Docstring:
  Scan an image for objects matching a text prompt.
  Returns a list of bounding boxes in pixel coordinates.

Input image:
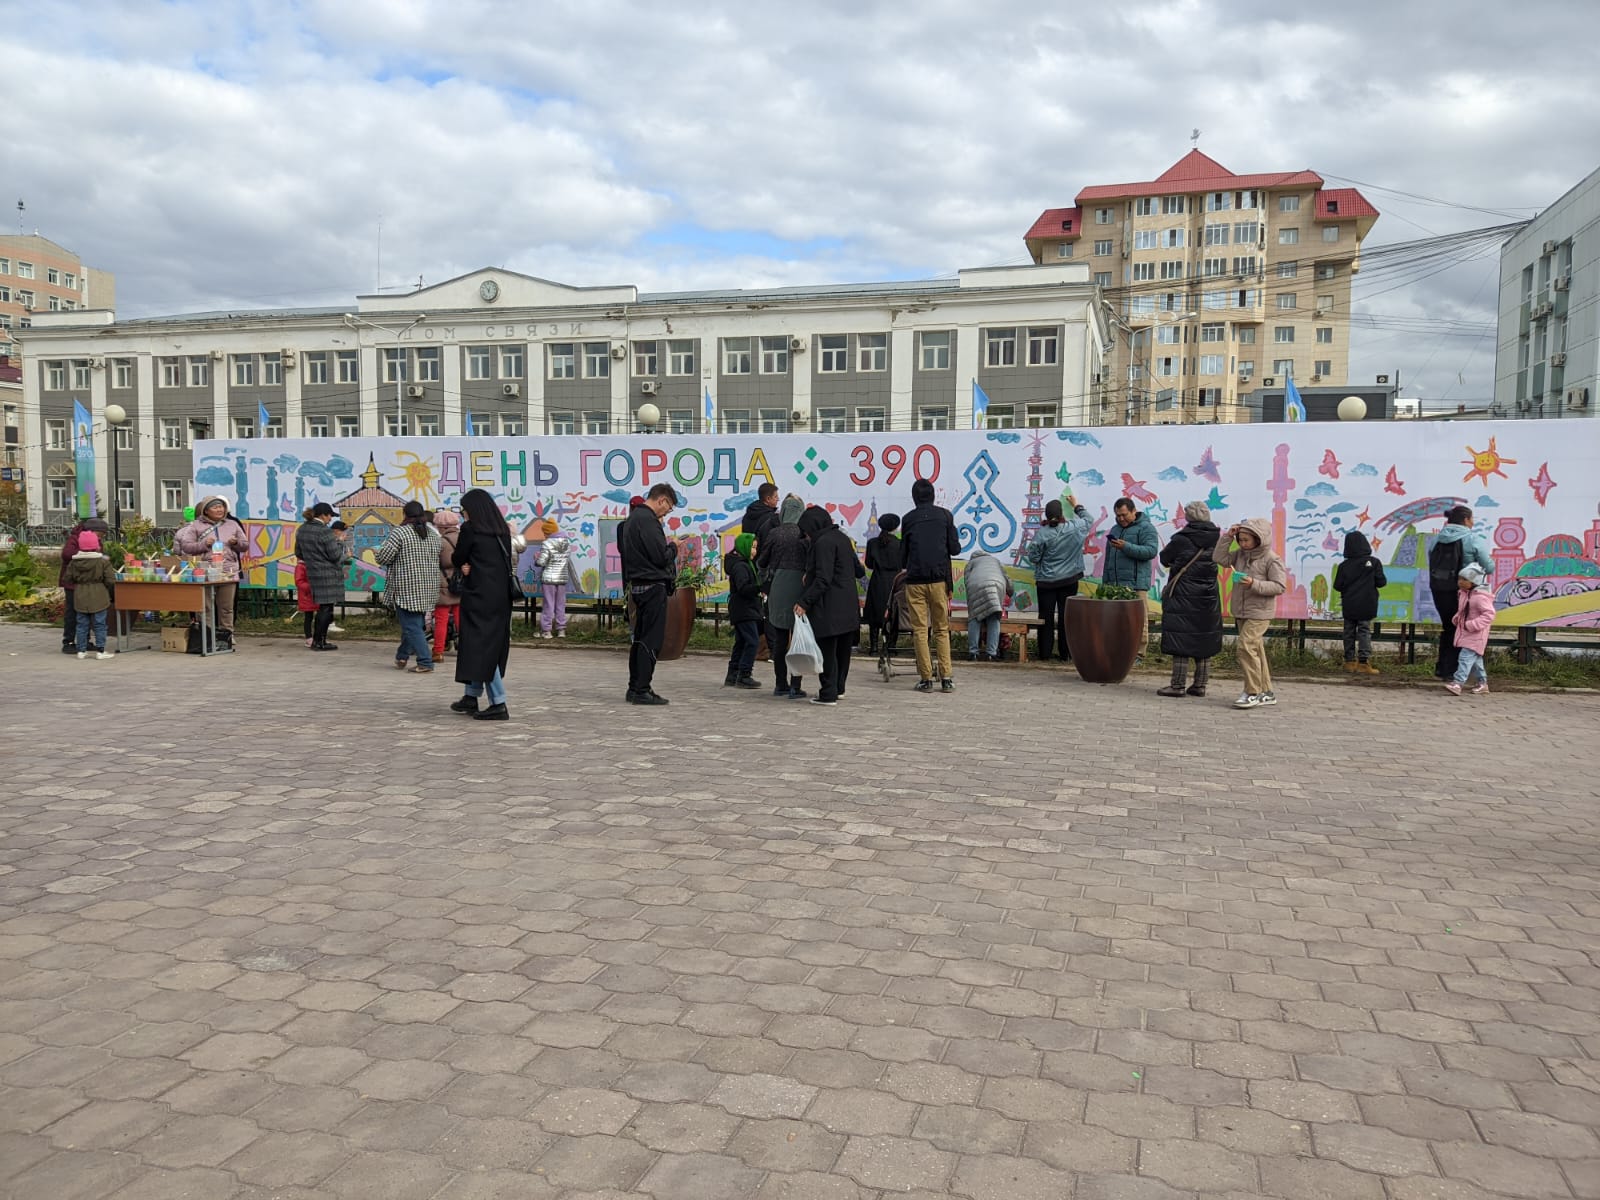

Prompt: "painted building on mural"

[16,264,1104,525]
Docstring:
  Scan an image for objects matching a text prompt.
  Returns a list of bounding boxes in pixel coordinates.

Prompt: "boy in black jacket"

[1333,530,1387,674]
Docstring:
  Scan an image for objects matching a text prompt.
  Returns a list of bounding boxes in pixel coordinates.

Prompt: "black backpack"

[1428,536,1463,589]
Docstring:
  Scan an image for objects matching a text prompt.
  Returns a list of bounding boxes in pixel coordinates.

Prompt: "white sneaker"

[96,651,114,660]
[76,651,87,660]
[555,629,566,639]
[1233,692,1261,708]
[1257,692,1278,706]
[539,631,552,640]
[327,622,345,633]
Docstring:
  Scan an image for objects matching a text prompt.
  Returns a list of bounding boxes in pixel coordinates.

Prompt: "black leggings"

[314,604,334,643]
[303,611,315,638]
[1036,578,1080,660]
[767,622,793,689]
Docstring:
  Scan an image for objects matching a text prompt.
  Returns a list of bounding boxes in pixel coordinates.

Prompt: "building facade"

[1494,164,1599,420]
[1025,151,1378,426]
[18,264,1103,524]
[0,234,115,362]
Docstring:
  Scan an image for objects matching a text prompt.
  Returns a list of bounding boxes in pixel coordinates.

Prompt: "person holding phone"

[1101,498,1160,592]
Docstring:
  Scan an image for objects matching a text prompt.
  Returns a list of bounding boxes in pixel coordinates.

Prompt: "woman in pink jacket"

[1445,563,1496,696]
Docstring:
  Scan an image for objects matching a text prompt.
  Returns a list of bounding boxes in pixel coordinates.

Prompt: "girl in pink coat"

[1445,563,1495,696]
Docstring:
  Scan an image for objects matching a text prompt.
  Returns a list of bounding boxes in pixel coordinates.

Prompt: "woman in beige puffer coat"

[1212,516,1287,708]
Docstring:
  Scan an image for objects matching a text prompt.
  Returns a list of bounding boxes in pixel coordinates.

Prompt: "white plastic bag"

[786,612,823,678]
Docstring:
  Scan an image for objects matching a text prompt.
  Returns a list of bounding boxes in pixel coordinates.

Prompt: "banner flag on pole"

[972,379,991,429]
[1284,368,1307,423]
[259,401,271,435]
[704,386,716,435]
[72,399,96,519]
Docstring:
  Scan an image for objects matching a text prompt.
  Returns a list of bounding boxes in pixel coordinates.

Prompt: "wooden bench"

[996,615,1047,663]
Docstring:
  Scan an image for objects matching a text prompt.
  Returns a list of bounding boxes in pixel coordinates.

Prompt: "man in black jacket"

[899,478,961,693]
[794,506,865,705]
[621,483,679,705]
[740,483,780,538]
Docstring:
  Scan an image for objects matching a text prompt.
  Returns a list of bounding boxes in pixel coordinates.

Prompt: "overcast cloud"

[6,0,1593,405]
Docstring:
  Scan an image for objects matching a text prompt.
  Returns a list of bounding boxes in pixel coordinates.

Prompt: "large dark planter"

[1064,595,1147,683]
[659,588,698,661]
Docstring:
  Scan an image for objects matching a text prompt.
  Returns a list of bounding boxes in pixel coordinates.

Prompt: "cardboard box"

[161,626,189,654]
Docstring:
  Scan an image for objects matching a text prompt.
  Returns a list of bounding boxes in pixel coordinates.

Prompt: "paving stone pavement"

[1,621,1598,1200]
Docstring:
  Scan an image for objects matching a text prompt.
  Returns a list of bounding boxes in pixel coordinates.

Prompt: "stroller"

[876,570,918,681]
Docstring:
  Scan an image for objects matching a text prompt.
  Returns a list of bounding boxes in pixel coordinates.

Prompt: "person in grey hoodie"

[1429,506,1492,681]
[1024,495,1091,661]
[963,550,1013,662]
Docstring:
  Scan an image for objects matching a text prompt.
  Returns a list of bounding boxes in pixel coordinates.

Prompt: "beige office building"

[1025,151,1378,425]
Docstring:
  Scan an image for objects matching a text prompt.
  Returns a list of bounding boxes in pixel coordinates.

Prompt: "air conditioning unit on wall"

[405,384,425,398]
[610,345,626,360]
[789,338,806,353]
[639,380,658,396]
[1567,387,1589,409]
[501,382,521,398]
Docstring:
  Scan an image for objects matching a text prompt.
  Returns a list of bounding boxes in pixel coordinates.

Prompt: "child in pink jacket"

[1445,563,1495,696]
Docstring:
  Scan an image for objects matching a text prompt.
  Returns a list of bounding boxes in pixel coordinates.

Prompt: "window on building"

[1056,243,1072,258]
[500,346,523,378]
[0,286,8,303]
[1276,293,1297,310]
[115,479,135,512]
[1316,264,1337,281]
[1273,326,1295,343]
[984,328,1016,367]
[1094,271,1113,288]
[403,414,432,436]
[1132,262,1156,282]
[232,417,256,439]
[1238,327,1257,345]
[547,410,575,435]
[299,352,325,385]
[113,422,135,450]
[816,407,848,433]
[1202,257,1228,278]
[1162,228,1185,248]
[918,330,951,370]
[1231,223,1258,247]
[1161,195,1186,215]
[722,408,752,433]
[465,346,492,381]
[583,410,610,435]
[1232,256,1257,276]
[261,353,282,385]
[1233,289,1257,309]
[1199,354,1225,375]
[582,343,610,379]
[1154,356,1179,376]
[1316,327,1334,345]
[415,347,441,382]
[188,356,210,387]
[1278,195,1301,213]
[306,416,329,437]
[45,417,68,449]
[47,267,60,284]
[232,355,256,386]
[382,348,407,383]
[16,290,33,308]
[160,418,182,449]
[722,337,751,375]
[161,479,186,511]
[1156,325,1181,345]
[64,272,78,288]
[1206,192,1234,213]
[548,343,576,380]
[45,361,67,390]
[1239,360,1255,377]
[1160,260,1185,280]
[855,406,887,432]
[858,333,888,372]
[384,414,409,437]
[0,258,8,273]
[1203,224,1229,248]
[1316,293,1335,310]
[1133,229,1158,250]
[1093,239,1113,256]
[1277,261,1298,279]
[337,415,359,438]
[1278,228,1300,245]
[1197,387,1221,407]
[758,408,789,433]
[1095,207,1113,224]
[1025,403,1058,427]
[47,477,71,510]
[985,405,1016,429]
[665,410,694,434]
[1027,327,1059,366]
[16,262,34,279]
[321,350,350,385]
[1129,295,1157,314]
[1323,225,1341,243]
[1134,198,1156,216]
[501,416,525,437]
[47,296,62,312]
[1273,358,1295,376]
[1314,360,1332,377]
[633,340,658,377]
[918,406,951,430]
[666,340,695,376]
[759,336,789,375]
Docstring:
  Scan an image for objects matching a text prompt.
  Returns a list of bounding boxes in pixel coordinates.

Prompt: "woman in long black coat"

[294,502,349,651]
[795,506,863,706]
[450,488,515,721]
[1157,500,1223,698]
[863,513,903,655]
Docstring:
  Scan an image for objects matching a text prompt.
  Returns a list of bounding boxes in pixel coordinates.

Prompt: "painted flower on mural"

[581,521,595,536]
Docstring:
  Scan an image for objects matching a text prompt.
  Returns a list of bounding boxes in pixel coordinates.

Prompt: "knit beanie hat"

[1459,563,1488,588]
[542,519,559,537]
[78,531,101,552]
[1184,500,1212,524]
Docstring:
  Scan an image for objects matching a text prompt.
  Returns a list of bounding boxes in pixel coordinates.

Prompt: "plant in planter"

[660,562,712,661]
[1065,583,1148,683]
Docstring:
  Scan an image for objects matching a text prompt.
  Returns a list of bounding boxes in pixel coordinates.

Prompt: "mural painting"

[195,419,1600,627]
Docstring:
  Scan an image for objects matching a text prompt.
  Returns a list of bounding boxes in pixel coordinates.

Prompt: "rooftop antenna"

[1190,128,1201,148]
[375,214,383,293]
[15,199,23,234]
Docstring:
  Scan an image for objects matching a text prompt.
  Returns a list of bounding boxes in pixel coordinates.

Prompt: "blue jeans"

[967,614,999,657]
[76,609,107,652]
[464,667,506,705]
[1452,648,1486,687]
[396,608,433,668]
[729,620,760,676]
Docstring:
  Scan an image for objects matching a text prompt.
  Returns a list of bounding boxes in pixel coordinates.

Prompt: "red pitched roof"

[1073,150,1324,203]
[1024,207,1082,241]
[1310,187,1379,221]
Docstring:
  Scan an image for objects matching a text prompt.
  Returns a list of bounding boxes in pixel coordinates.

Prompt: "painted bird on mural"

[1205,486,1228,511]
[1120,473,1158,505]
[1384,466,1406,496]
[1318,449,1341,480]
[1194,446,1222,484]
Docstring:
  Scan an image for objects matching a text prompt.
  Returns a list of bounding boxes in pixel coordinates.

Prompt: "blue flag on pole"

[972,379,991,429]
[258,401,271,435]
[72,399,96,519]
[1284,370,1307,423]
[703,386,716,435]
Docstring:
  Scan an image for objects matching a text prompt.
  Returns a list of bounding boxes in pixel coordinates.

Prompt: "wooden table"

[112,580,226,657]
[997,615,1046,663]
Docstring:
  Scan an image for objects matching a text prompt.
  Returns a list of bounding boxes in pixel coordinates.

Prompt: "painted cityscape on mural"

[195,420,1600,628]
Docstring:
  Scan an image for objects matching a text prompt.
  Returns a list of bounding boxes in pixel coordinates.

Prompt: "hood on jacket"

[1435,523,1477,545]
[432,510,461,533]
[780,496,805,525]
[70,549,106,560]
[196,495,232,522]
[543,535,570,554]
[1237,517,1274,550]
[1459,562,1488,588]
[796,506,834,539]
[1343,530,1372,558]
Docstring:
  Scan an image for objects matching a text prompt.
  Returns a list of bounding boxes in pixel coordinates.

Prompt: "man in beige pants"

[898,478,961,694]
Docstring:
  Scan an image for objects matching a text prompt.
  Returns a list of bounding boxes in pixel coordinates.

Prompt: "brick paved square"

[2,625,1598,1198]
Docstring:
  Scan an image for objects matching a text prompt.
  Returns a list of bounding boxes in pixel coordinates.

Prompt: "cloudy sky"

[7,0,1591,405]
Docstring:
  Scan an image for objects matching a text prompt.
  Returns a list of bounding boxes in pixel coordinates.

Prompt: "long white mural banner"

[195,419,1600,627]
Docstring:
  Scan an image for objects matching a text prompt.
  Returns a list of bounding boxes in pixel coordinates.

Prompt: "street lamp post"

[104,403,129,536]
[342,313,427,434]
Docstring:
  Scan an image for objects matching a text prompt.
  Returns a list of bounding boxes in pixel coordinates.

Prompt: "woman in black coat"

[450,488,516,721]
[294,502,349,651]
[794,506,863,706]
[863,513,903,655]
[1157,500,1223,697]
